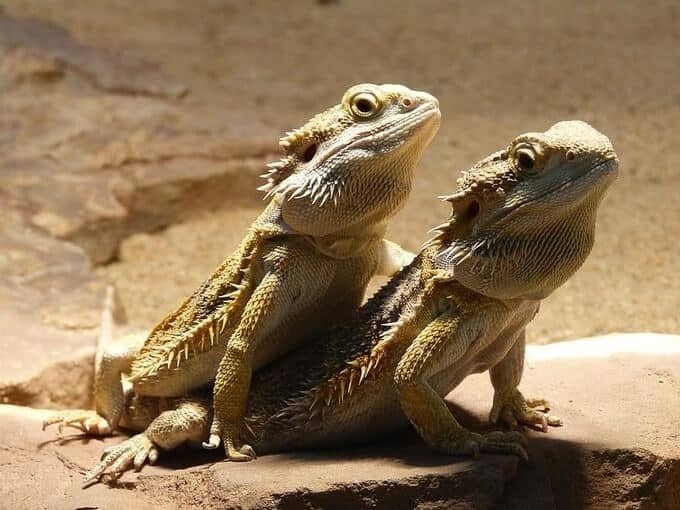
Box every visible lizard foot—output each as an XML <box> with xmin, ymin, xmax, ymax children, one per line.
<box><xmin>490</xmin><ymin>389</ymin><xmax>562</xmax><ymax>432</ymax></box>
<box><xmin>440</xmin><ymin>429</ymin><xmax>529</xmax><ymax>461</ymax></box>
<box><xmin>42</xmin><ymin>410</ymin><xmax>112</xmax><ymax>436</ymax></box>
<box><xmin>82</xmin><ymin>433</ymin><xmax>158</xmax><ymax>487</ymax></box>
<box><xmin>202</xmin><ymin>420</ymin><xmax>257</xmax><ymax>461</ymax></box>
<box><xmin>224</xmin><ymin>439</ymin><xmax>257</xmax><ymax>462</ymax></box>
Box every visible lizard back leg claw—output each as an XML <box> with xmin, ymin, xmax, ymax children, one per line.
<box><xmin>42</xmin><ymin>410</ymin><xmax>112</xmax><ymax>436</ymax></box>
<box><xmin>442</xmin><ymin>430</ymin><xmax>529</xmax><ymax>461</ymax></box>
<box><xmin>83</xmin><ymin>433</ymin><xmax>158</xmax><ymax>487</ymax></box>
<box><xmin>472</xmin><ymin>431</ymin><xmax>529</xmax><ymax>461</ymax></box>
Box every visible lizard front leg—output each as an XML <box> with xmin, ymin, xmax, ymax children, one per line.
<box><xmin>489</xmin><ymin>330</ymin><xmax>562</xmax><ymax>432</ymax></box>
<box><xmin>395</xmin><ymin>310</ymin><xmax>528</xmax><ymax>459</ymax></box>
<box><xmin>207</xmin><ymin>252</ymin><xmax>335</xmax><ymax>461</ymax></box>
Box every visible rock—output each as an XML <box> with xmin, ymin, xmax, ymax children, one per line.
<box><xmin>0</xmin><ymin>218</ymin><xmax>102</xmax><ymax>409</ymax></box>
<box><xmin>1</xmin><ymin>334</ymin><xmax>678</xmax><ymax>509</ymax></box>
<box><xmin>0</xmin><ymin>11</ymin><xmax>278</xmax><ymax>407</ymax></box>
<box><xmin>0</xmin><ymin>14</ymin><xmax>186</xmax><ymax>98</ymax></box>
<box><xmin>0</xmin><ymin>11</ymin><xmax>277</xmax><ymax>264</ymax></box>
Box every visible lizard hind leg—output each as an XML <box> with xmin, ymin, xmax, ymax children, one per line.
<box><xmin>42</xmin><ymin>333</ymin><xmax>146</xmax><ymax>436</ymax></box>
<box><xmin>83</xmin><ymin>397</ymin><xmax>212</xmax><ymax>486</ymax></box>
<box><xmin>43</xmin><ymin>286</ymin><xmax>146</xmax><ymax>437</ymax></box>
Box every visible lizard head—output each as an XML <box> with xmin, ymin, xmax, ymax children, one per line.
<box><xmin>260</xmin><ymin>83</ymin><xmax>440</xmax><ymax>237</ymax></box>
<box><xmin>430</xmin><ymin>120</ymin><xmax>618</xmax><ymax>300</ymax></box>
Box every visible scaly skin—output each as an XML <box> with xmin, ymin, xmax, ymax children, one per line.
<box><xmin>43</xmin><ymin>83</ymin><xmax>441</xmax><ymax>462</ymax></box>
<box><xmin>48</xmin><ymin>121</ymin><xmax>618</xmax><ymax>485</ymax></box>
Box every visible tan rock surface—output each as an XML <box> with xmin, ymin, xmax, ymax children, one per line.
<box><xmin>0</xmin><ymin>11</ymin><xmax>274</xmax><ymax>405</ymax></box>
<box><xmin>1</xmin><ymin>335</ymin><xmax>678</xmax><ymax>509</ymax></box>
<box><xmin>3</xmin><ymin>0</ymin><xmax>678</xmax><ymax>341</ymax></box>
<box><xmin>0</xmin><ymin>3</ymin><xmax>678</xmax><ymax>508</ymax></box>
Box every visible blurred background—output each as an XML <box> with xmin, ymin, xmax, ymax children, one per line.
<box><xmin>1</xmin><ymin>0</ymin><xmax>678</xmax><ymax>348</ymax></box>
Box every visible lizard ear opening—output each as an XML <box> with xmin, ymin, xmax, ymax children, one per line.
<box><xmin>423</xmin><ymin>195</ymin><xmax>482</xmax><ymax>254</ymax></box>
<box><xmin>462</xmin><ymin>199</ymin><xmax>480</xmax><ymax>221</ymax></box>
<box><xmin>300</xmin><ymin>142</ymin><xmax>318</xmax><ymax>163</ymax></box>
<box><xmin>448</xmin><ymin>196</ymin><xmax>482</xmax><ymax>237</ymax></box>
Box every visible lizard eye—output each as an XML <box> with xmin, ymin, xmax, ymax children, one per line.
<box><xmin>350</xmin><ymin>92</ymin><xmax>382</xmax><ymax>119</ymax></box>
<box><xmin>513</xmin><ymin>144</ymin><xmax>540</xmax><ymax>174</ymax></box>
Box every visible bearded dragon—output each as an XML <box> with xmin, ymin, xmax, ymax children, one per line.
<box><xmin>54</xmin><ymin>120</ymin><xmax>617</xmax><ymax>485</ymax></box>
<box><xmin>43</xmin><ymin>84</ymin><xmax>441</xmax><ymax>461</ymax></box>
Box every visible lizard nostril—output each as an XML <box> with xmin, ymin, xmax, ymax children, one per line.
<box><xmin>401</xmin><ymin>97</ymin><xmax>413</xmax><ymax>108</ymax></box>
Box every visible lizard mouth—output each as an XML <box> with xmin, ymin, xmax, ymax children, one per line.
<box><xmin>315</xmin><ymin>103</ymin><xmax>441</xmax><ymax>166</ymax></box>
<box><xmin>277</xmin><ymin>103</ymin><xmax>441</xmax><ymax>205</ymax></box>
<box><xmin>492</xmin><ymin>155</ymin><xmax>618</xmax><ymax>223</ymax></box>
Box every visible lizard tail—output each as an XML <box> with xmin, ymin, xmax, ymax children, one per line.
<box><xmin>95</xmin><ymin>285</ymin><xmax>116</xmax><ymax>374</ymax></box>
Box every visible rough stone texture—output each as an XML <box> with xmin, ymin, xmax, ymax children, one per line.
<box><xmin>0</xmin><ymin>4</ymin><xmax>679</xmax><ymax>509</ymax></box>
<box><xmin>0</xmin><ymin>11</ymin><xmax>277</xmax><ymax>407</ymax></box>
<box><xmin>1</xmin><ymin>334</ymin><xmax>678</xmax><ymax>509</ymax></box>
<box><xmin>1</xmin><ymin>1</ymin><xmax>678</xmax><ymax>342</ymax></box>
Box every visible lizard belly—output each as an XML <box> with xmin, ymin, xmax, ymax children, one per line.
<box><xmin>431</xmin><ymin>300</ymin><xmax>540</xmax><ymax>396</ymax></box>
<box><xmin>257</xmin><ymin>301</ymin><xmax>539</xmax><ymax>453</ymax></box>
<box><xmin>133</xmin><ymin>249</ymin><xmax>377</xmax><ymax>397</ymax></box>
<box><xmin>251</xmin><ymin>244</ymin><xmax>379</xmax><ymax>370</ymax></box>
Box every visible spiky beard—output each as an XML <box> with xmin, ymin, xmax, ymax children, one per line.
<box><xmin>433</xmin><ymin>234</ymin><xmax>508</xmax><ymax>280</ymax></box>
<box><xmin>270</xmin><ymin>170</ymin><xmax>346</xmax><ymax>208</ymax></box>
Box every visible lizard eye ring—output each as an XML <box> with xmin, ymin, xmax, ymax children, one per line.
<box><xmin>513</xmin><ymin>144</ymin><xmax>540</xmax><ymax>174</ymax></box>
<box><xmin>349</xmin><ymin>92</ymin><xmax>382</xmax><ymax>119</ymax></box>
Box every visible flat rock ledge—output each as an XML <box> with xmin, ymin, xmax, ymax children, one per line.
<box><xmin>1</xmin><ymin>333</ymin><xmax>678</xmax><ymax>510</ymax></box>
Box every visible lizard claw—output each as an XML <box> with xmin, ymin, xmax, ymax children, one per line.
<box><xmin>225</xmin><ymin>441</ymin><xmax>257</xmax><ymax>462</ymax></box>
<box><xmin>202</xmin><ymin>434</ymin><xmax>221</xmax><ymax>450</ymax></box>
<box><xmin>42</xmin><ymin>410</ymin><xmax>112</xmax><ymax>436</ymax></box>
<box><xmin>217</xmin><ymin>419</ymin><xmax>258</xmax><ymax>461</ymax></box>
<box><xmin>473</xmin><ymin>431</ymin><xmax>530</xmax><ymax>461</ymax></box>
<box><xmin>239</xmin><ymin>444</ymin><xmax>257</xmax><ymax>459</ymax></box>
<box><xmin>83</xmin><ymin>433</ymin><xmax>158</xmax><ymax>487</ymax></box>
<box><xmin>490</xmin><ymin>389</ymin><xmax>562</xmax><ymax>432</ymax></box>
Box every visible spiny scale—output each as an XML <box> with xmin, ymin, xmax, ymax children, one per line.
<box><xmin>132</xmin><ymin>237</ymin><xmax>266</xmax><ymax>382</ymax></box>
<box><xmin>304</xmin><ymin>342</ymin><xmax>389</xmax><ymax>414</ymax></box>
<box><xmin>258</xmin><ymin>156</ymin><xmax>297</xmax><ymax>199</ymax></box>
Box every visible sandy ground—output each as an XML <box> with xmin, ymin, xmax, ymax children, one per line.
<box><xmin>5</xmin><ymin>0</ymin><xmax>679</xmax><ymax>343</ymax></box>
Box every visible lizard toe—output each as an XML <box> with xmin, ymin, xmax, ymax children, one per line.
<box><xmin>84</xmin><ymin>433</ymin><xmax>156</xmax><ymax>486</ymax></box>
<box><xmin>42</xmin><ymin>410</ymin><xmax>111</xmax><ymax>436</ymax></box>
<box><xmin>493</xmin><ymin>389</ymin><xmax>562</xmax><ymax>433</ymax></box>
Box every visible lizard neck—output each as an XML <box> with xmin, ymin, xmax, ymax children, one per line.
<box><xmin>306</xmin><ymin>222</ymin><xmax>388</xmax><ymax>260</ymax></box>
<box><xmin>255</xmin><ymin>199</ymin><xmax>388</xmax><ymax>260</ymax></box>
